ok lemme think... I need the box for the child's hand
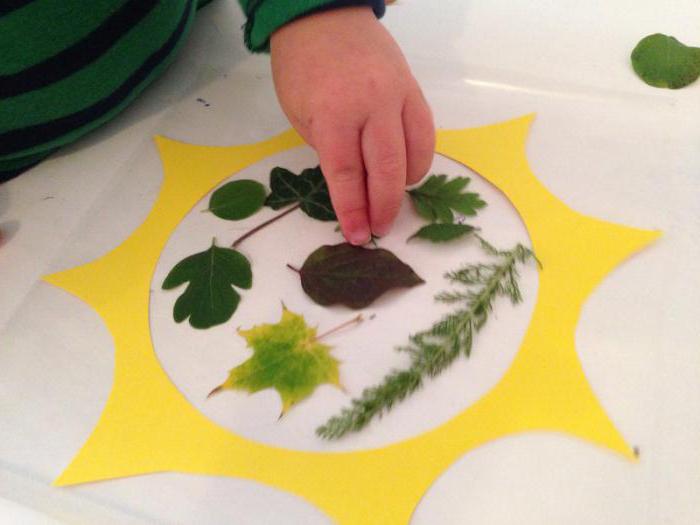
[270,6,435,244]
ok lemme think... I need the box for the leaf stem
[286,264,301,274]
[316,314,364,341]
[207,385,223,399]
[231,204,301,248]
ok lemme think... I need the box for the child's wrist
[271,5,377,51]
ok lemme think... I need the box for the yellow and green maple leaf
[210,307,341,415]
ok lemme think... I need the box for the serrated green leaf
[265,166,337,221]
[433,200,455,223]
[443,192,488,216]
[207,180,267,220]
[411,194,435,222]
[162,240,252,329]
[209,306,340,415]
[631,33,700,89]
[295,243,424,309]
[439,177,470,194]
[408,223,475,243]
[408,174,486,223]
[419,174,447,193]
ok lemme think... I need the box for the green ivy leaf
[265,166,337,221]
[631,33,700,89]
[408,223,475,243]
[209,306,341,415]
[207,180,267,220]
[294,243,424,309]
[408,175,486,223]
[162,240,252,329]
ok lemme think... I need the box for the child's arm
[270,6,435,244]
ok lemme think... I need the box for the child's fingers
[361,113,407,237]
[314,125,371,245]
[403,87,435,185]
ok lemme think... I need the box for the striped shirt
[0,0,384,181]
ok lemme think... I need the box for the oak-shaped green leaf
[631,34,700,89]
[408,175,486,223]
[408,223,475,243]
[162,240,252,329]
[209,306,340,415]
[207,180,267,220]
[296,243,424,309]
[265,166,337,221]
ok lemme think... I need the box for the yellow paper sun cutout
[44,115,659,524]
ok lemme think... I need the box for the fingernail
[349,229,371,246]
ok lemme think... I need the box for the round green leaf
[631,34,700,89]
[208,180,266,220]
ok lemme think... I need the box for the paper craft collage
[1,1,699,524]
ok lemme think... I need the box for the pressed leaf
[408,174,486,223]
[209,306,341,415]
[631,34,700,89]
[265,166,336,221]
[162,240,252,329]
[409,223,475,243]
[207,180,267,220]
[295,243,424,309]
[317,243,537,440]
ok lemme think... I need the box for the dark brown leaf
[295,243,424,309]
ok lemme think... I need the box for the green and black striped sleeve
[0,0,384,182]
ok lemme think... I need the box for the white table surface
[1,1,699,523]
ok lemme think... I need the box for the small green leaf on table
[208,306,342,415]
[207,180,267,220]
[408,175,486,223]
[265,166,337,221]
[292,243,424,309]
[162,240,252,329]
[631,33,700,89]
[408,223,475,243]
